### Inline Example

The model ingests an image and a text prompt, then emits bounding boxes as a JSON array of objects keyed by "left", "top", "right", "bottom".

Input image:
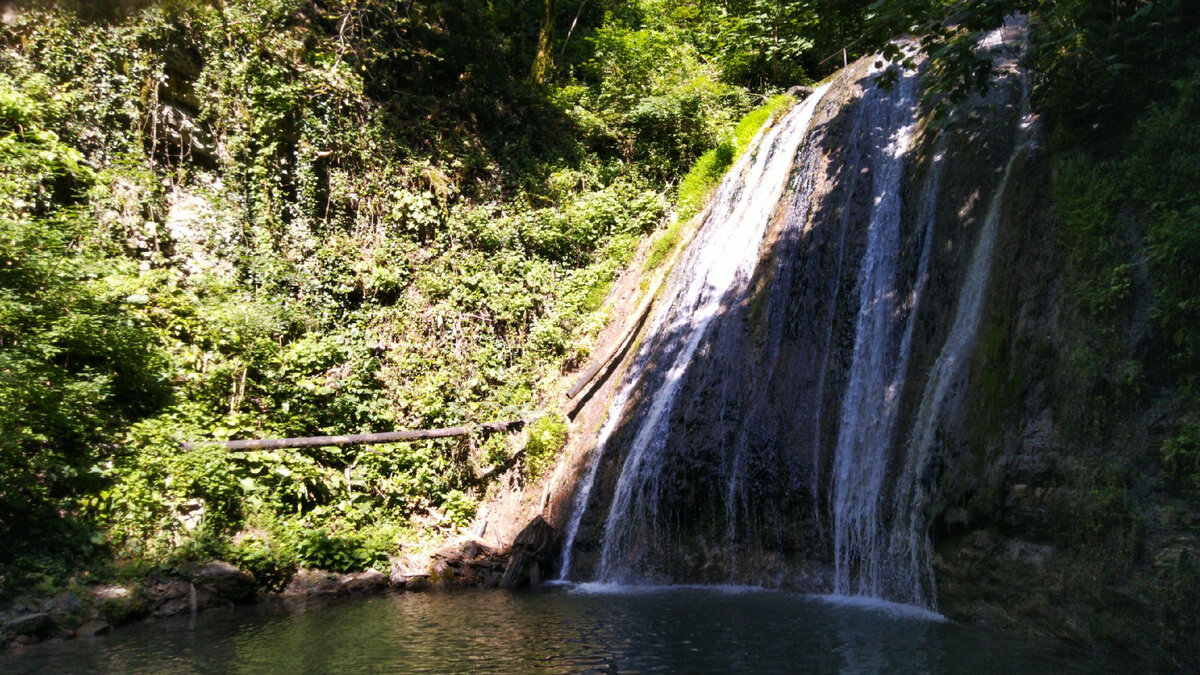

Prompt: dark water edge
[{"left": 1, "top": 584, "right": 1120, "bottom": 673}]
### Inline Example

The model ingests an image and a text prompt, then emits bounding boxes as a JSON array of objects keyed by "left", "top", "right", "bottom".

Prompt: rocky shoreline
[{"left": 2, "top": 518, "right": 558, "bottom": 652}]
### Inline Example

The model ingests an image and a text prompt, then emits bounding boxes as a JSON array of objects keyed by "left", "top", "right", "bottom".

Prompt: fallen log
[
  {"left": 565, "top": 284, "right": 658, "bottom": 401},
  {"left": 181, "top": 419, "right": 526, "bottom": 451},
  {"left": 565, "top": 201, "right": 716, "bottom": 407}
]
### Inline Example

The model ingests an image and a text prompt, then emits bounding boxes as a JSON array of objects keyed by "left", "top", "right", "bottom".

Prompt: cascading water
[
  {"left": 560, "top": 26, "right": 1033, "bottom": 609},
  {"left": 827, "top": 56, "right": 921, "bottom": 598},
  {"left": 559, "top": 82, "right": 832, "bottom": 581},
  {"left": 887, "top": 54, "right": 1036, "bottom": 609}
]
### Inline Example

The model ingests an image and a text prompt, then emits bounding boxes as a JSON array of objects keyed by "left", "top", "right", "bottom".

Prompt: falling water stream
[
  {"left": 561, "top": 28, "right": 1034, "bottom": 611},
  {"left": 559, "top": 82, "right": 832, "bottom": 581},
  {"left": 827, "top": 56, "right": 921, "bottom": 599}
]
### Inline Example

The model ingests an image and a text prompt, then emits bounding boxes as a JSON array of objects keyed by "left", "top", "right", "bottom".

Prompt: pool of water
[{"left": 2, "top": 584, "right": 1118, "bottom": 673}]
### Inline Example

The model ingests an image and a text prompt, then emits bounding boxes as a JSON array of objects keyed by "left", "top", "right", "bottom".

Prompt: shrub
[{"left": 523, "top": 414, "right": 568, "bottom": 481}]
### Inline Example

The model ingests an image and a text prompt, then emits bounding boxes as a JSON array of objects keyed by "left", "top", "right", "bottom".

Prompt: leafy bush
[
  {"left": 441, "top": 490, "right": 478, "bottom": 529},
  {"left": 294, "top": 528, "right": 386, "bottom": 574},
  {"left": 227, "top": 535, "right": 296, "bottom": 592},
  {"left": 523, "top": 414, "right": 569, "bottom": 482}
]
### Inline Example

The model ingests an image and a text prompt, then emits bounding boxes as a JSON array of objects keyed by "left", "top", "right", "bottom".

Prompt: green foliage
[
  {"left": 1164, "top": 420, "right": 1200, "bottom": 492},
  {"left": 677, "top": 141, "right": 736, "bottom": 222},
  {"left": 0, "top": 0, "right": 872, "bottom": 586},
  {"left": 712, "top": 0, "right": 816, "bottom": 88},
  {"left": 523, "top": 414, "right": 569, "bottom": 482},
  {"left": 734, "top": 93, "right": 794, "bottom": 147},
  {"left": 0, "top": 0, "right": 722, "bottom": 585},
  {"left": 1054, "top": 155, "right": 1131, "bottom": 318},
  {"left": 440, "top": 490, "right": 478, "bottom": 529},
  {"left": 1055, "top": 72, "right": 1200, "bottom": 376},
  {"left": 645, "top": 221, "right": 685, "bottom": 272},
  {"left": 873, "top": 0, "right": 1200, "bottom": 139},
  {"left": 294, "top": 528, "right": 385, "bottom": 574},
  {"left": 567, "top": 22, "right": 746, "bottom": 182},
  {"left": 0, "top": 67, "right": 168, "bottom": 570},
  {"left": 631, "top": 0, "right": 871, "bottom": 90},
  {"left": 227, "top": 534, "right": 296, "bottom": 592},
  {"left": 676, "top": 92, "right": 793, "bottom": 222}
]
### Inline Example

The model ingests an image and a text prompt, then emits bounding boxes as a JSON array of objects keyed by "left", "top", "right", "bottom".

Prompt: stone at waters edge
[
  {"left": 75, "top": 620, "right": 111, "bottom": 638},
  {"left": 193, "top": 561, "right": 256, "bottom": 604},
  {"left": 500, "top": 516, "right": 557, "bottom": 589},
  {"left": 284, "top": 568, "right": 390, "bottom": 596},
  {"left": 2, "top": 613, "right": 54, "bottom": 639}
]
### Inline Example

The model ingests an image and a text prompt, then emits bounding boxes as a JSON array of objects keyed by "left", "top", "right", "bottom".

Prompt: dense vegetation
[
  {"left": 0, "top": 0, "right": 875, "bottom": 590},
  {"left": 2, "top": 0, "right": 1197, "bottom": 632}
]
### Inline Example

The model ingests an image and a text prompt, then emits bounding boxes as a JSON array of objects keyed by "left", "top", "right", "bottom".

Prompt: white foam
[
  {"left": 563, "top": 582, "right": 770, "bottom": 596},
  {"left": 811, "top": 594, "right": 948, "bottom": 622}
]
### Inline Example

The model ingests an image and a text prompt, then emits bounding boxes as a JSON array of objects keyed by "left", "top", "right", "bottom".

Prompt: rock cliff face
[
  {"left": 931, "top": 81, "right": 1200, "bottom": 667},
  {"left": 528, "top": 26, "right": 1198, "bottom": 669}
]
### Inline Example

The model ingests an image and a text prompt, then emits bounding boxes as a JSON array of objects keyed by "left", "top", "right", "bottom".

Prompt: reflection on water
[{"left": 2, "top": 585, "right": 1116, "bottom": 673}]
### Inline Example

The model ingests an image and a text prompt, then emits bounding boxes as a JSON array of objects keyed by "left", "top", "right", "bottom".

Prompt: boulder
[
  {"left": 148, "top": 579, "right": 193, "bottom": 618},
  {"left": 76, "top": 620, "right": 111, "bottom": 638},
  {"left": 92, "top": 585, "right": 149, "bottom": 625},
  {"left": 193, "top": 561, "right": 256, "bottom": 604},
  {"left": 337, "top": 569, "right": 389, "bottom": 595},
  {"left": 283, "top": 569, "right": 342, "bottom": 596},
  {"left": 403, "top": 575, "right": 432, "bottom": 592},
  {"left": 3, "top": 613, "right": 55, "bottom": 638}
]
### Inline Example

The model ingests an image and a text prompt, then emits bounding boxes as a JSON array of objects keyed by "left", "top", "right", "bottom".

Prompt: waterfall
[
  {"left": 559, "top": 30, "right": 1031, "bottom": 606},
  {"left": 828, "top": 59, "right": 921, "bottom": 597},
  {"left": 887, "top": 68, "right": 1035, "bottom": 608},
  {"left": 557, "top": 83, "right": 831, "bottom": 582},
  {"left": 596, "top": 83, "right": 831, "bottom": 582}
]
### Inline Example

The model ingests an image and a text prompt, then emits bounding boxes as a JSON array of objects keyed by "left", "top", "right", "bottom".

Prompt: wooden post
[{"left": 843, "top": 47, "right": 848, "bottom": 68}]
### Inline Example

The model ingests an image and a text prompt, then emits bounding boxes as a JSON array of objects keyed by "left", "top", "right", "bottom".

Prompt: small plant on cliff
[
  {"left": 1164, "top": 420, "right": 1200, "bottom": 492},
  {"left": 523, "top": 414, "right": 568, "bottom": 482},
  {"left": 441, "top": 490, "right": 477, "bottom": 529}
]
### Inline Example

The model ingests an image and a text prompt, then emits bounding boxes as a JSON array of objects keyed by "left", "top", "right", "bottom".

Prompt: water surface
[{"left": 2, "top": 585, "right": 1116, "bottom": 673}]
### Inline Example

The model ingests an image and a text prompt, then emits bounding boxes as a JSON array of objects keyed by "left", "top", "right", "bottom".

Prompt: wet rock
[
  {"left": 338, "top": 569, "right": 388, "bottom": 595},
  {"left": 43, "top": 591, "right": 84, "bottom": 617},
  {"left": 428, "top": 560, "right": 452, "bottom": 588},
  {"left": 1003, "top": 539, "right": 1053, "bottom": 566},
  {"left": 194, "top": 561, "right": 256, "bottom": 604},
  {"left": 284, "top": 569, "right": 343, "bottom": 596},
  {"left": 3, "top": 613, "right": 54, "bottom": 638},
  {"left": 76, "top": 620, "right": 111, "bottom": 637},
  {"left": 1153, "top": 536, "right": 1200, "bottom": 571},
  {"left": 92, "top": 585, "right": 149, "bottom": 625},
  {"left": 153, "top": 104, "right": 215, "bottom": 159},
  {"left": 147, "top": 579, "right": 191, "bottom": 614},
  {"left": 403, "top": 575, "right": 432, "bottom": 592}
]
